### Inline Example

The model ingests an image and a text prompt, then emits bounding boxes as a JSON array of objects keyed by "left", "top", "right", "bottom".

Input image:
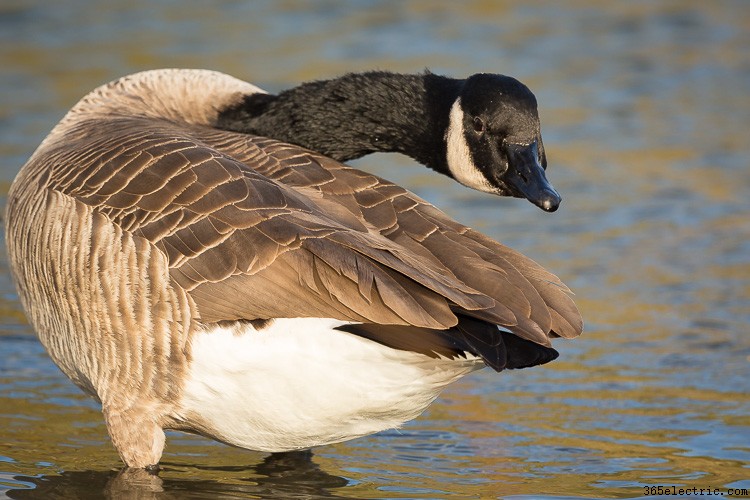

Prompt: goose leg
[{"left": 103, "top": 406, "right": 165, "bottom": 469}]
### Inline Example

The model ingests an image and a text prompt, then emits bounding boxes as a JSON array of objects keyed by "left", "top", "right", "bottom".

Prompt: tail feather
[{"left": 336, "top": 315, "right": 558, "bottom": 372}]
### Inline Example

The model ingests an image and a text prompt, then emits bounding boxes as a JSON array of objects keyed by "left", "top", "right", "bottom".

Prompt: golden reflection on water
[{"left": 1, "top": 0, "right": 749, "bottom": 498}]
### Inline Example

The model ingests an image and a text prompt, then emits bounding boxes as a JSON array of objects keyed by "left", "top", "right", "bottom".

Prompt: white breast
[{"left": 176, "top": 318, "right": 483, "bottom": 452}]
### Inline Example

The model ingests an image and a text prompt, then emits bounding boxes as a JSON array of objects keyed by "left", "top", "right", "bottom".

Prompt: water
[{"left": 1, "top": 1, "right": 749, "bottom": 498}]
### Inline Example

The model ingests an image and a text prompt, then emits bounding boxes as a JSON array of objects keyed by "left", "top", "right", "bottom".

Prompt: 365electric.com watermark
[{"left": 644, "top": 486, "right": 749, "bottom": 497}]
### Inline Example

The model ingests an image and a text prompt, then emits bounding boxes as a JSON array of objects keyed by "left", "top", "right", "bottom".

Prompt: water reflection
[{"left": 8, "top": 452, "right": 352, "bottom": 500}]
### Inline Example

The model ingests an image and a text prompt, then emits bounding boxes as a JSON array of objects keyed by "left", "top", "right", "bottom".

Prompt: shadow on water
[{"left": 7, "top": 451, "right": 352, "bottom": 499}]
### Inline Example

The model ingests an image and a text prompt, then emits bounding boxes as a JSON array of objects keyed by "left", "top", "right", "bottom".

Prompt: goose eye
[{"left": 472, "top": 116, "right": 484, "bottom": 134}]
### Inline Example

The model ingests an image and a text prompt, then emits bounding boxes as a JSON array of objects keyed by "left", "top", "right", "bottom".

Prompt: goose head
[{"left": 444, "top": 74, "right": 561, "bottom": 212}]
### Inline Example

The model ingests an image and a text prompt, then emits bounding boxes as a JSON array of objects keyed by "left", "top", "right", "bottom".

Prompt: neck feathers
[{"left": 218, "top": 71, "right": 463, "bottom": 173}]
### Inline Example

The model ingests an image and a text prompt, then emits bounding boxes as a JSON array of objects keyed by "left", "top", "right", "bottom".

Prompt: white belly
[{"left": 176, "top": 318, "right": 483, "bottom": 452}]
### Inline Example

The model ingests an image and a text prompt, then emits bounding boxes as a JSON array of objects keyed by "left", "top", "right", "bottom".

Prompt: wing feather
[
  {"left": 47, "top": 118, "right": 498, "bottom": 331},
  {"left": 206, "top": 131, "right": 583, "bottom": 344}
]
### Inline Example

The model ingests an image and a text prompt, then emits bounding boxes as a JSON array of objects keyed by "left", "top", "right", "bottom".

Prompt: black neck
[{"left": 216, "top": 71, "right": 463, "bottom": 174}]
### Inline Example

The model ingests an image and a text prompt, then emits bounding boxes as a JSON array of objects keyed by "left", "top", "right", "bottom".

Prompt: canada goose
[{"left": 5, "top": 69, "right": 582, "bottom": 469}]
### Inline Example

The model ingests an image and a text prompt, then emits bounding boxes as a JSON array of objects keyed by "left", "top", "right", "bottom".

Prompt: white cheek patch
[{"left": 445, "top": 99, "right": 495, "bottom": 193}]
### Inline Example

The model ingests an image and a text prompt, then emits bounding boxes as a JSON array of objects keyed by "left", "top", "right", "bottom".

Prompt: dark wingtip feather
[
  {"left": 453, "top": 316, "right": 559, "bottom": 372},
  {"left": 500, "top": 330, "right": 559, "bottom": 369},
  {"left": 453, "top": 315, "right": 508, "bottom": 371}
]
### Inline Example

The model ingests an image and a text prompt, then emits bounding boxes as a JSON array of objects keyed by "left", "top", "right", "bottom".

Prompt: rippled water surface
[{"left": 1, "top": 1, "right": 749, "bottom": 498}]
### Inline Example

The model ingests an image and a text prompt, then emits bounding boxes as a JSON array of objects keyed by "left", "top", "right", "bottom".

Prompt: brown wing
[
  {"left": 197, "top": 129, "right": 583, "bottom": 345},
  {"left": 46, "top": 118, "right": 509, "bottom": 330}
]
